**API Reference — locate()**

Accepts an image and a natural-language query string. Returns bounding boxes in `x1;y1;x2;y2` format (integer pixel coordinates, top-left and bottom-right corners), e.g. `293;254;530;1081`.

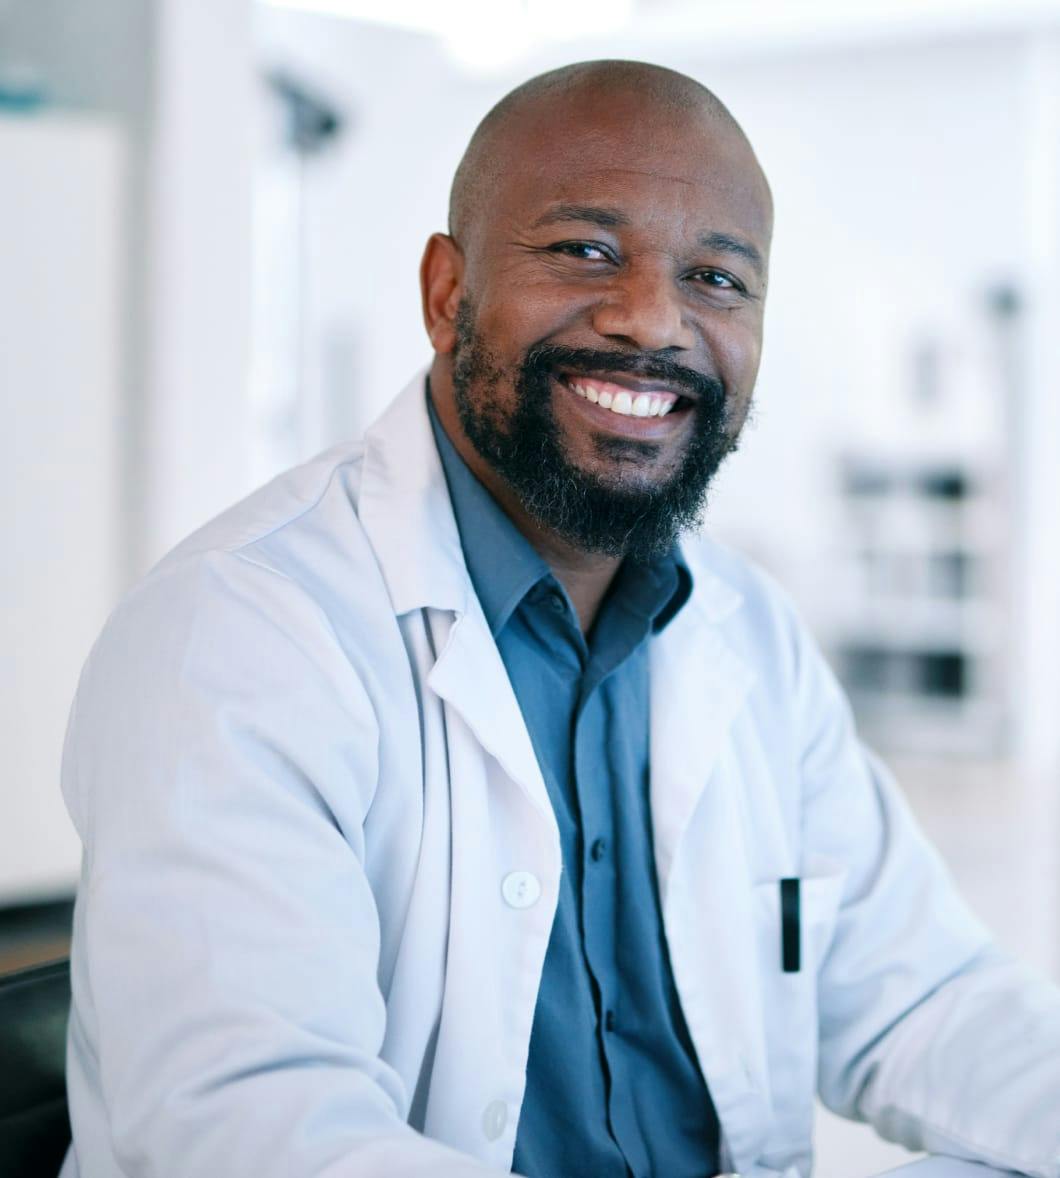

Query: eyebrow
529;203;631;230
529;204;765;278
699;231;765;278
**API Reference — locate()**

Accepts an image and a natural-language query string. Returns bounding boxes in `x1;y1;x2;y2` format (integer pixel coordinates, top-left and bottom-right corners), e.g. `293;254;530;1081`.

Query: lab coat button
501;871;541;909
482;1099;508;1141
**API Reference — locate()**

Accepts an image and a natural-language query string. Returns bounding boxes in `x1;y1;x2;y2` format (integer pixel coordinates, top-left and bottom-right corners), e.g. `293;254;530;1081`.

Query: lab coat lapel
650;560;773;1168
358;371;469;617
426;605;555;826
359;371;554;825
649;561;754;904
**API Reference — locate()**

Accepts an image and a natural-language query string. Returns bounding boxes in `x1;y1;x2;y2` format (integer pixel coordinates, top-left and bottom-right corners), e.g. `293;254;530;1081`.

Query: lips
559;367;696;398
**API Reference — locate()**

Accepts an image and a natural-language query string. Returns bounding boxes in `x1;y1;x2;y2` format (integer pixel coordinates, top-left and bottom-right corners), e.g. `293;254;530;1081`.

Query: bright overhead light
258;0;446;35
258;0;635;72
261;0;1060;71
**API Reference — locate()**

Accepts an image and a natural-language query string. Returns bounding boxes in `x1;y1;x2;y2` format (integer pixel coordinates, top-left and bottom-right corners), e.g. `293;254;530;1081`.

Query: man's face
440;91;772;560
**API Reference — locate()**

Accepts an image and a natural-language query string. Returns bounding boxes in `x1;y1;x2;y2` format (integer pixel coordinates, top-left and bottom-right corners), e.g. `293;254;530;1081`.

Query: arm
793;632;1060;1177
64;550;500;1178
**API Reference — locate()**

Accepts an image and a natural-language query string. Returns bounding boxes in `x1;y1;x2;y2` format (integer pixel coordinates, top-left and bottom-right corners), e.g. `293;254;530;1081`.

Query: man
60;61;1059;1178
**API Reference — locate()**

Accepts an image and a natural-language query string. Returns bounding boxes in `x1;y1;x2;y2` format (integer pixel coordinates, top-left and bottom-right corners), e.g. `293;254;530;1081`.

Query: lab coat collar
358;369;746;628
359;370;555;824
358;370;472;618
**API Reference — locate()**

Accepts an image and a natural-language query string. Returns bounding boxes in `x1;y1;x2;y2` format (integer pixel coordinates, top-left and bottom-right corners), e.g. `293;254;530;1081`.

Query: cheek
474;264;593;348
710;314;762;374
707;318;762;415
463;304;528;388
454;312;520;414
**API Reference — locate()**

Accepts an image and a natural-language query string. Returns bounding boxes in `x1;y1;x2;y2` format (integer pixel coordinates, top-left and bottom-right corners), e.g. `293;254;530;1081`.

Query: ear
420;233;465;354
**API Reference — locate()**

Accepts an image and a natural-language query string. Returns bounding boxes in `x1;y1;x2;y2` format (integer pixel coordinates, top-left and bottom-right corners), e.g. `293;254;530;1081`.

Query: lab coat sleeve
63;550;501;1178
793;626;1060;1177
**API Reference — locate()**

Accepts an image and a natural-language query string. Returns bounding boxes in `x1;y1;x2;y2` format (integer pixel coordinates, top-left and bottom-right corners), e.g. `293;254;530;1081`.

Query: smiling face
423;65;773;561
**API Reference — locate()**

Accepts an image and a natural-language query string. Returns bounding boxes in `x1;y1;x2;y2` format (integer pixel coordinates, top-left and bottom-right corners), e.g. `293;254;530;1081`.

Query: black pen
780;877;801;972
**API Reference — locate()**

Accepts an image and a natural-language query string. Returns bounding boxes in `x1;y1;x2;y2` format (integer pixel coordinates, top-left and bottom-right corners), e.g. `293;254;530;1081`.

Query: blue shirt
428;396;722;1178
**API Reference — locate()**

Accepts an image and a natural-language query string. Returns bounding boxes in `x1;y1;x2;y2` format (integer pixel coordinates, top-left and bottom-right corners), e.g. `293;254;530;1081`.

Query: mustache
521;343;725;407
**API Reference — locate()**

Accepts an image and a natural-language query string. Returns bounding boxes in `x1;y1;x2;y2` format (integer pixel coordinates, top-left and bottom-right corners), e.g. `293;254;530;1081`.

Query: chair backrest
0;958;72;1176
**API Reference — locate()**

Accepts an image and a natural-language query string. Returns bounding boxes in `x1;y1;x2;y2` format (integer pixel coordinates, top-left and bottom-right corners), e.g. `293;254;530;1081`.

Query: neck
429;360;620;632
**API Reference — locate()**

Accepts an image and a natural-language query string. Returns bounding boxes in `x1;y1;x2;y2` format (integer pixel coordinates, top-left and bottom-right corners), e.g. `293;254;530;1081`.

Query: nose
590;262;696;352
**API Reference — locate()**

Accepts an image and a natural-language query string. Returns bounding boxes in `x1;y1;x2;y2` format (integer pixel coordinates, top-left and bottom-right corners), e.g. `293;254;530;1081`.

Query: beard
449;298;743;563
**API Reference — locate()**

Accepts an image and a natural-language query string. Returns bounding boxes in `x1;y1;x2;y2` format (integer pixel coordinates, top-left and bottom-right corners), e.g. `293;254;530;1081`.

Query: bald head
448;60;766;248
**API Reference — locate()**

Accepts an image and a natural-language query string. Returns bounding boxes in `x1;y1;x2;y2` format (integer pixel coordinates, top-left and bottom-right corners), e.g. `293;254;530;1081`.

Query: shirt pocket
751;871;846;1156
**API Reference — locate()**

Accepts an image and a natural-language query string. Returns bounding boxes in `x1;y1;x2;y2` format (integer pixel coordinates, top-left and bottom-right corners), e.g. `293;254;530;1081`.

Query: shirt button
501;870;541;909
589;838;607;862
482;1099;507;1141
604;1009;616;1032
548;591;565;613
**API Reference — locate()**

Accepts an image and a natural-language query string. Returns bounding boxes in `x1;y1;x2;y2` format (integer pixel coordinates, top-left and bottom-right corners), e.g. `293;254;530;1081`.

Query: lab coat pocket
752;871;846;1157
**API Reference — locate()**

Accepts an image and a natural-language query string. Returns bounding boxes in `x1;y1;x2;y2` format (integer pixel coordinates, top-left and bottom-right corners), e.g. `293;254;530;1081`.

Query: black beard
450;299;741;563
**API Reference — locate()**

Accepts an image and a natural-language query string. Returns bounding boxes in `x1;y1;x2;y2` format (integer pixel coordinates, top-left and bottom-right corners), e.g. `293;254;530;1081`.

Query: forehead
488;95;772;245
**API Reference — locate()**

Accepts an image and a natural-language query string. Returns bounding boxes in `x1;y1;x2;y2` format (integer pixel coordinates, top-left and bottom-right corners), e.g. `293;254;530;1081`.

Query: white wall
2;0;257;900
2;0;156;583
2;115;125;900
145;0;256;563
255;15;485;441
4;0;258;573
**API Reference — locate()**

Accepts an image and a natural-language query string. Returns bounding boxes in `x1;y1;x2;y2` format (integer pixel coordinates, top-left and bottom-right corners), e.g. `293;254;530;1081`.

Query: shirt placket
574;673;651;1178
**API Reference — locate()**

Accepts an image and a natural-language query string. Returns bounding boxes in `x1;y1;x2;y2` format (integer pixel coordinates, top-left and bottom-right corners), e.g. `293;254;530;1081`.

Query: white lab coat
60;374;1060;1178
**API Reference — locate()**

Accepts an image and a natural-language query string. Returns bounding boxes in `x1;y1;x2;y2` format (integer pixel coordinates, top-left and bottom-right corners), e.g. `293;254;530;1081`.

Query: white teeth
569;378;681;419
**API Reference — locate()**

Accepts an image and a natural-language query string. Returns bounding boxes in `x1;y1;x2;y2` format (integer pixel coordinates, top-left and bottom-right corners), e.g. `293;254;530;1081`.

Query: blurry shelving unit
830;454;1009;756
823;287;1022;759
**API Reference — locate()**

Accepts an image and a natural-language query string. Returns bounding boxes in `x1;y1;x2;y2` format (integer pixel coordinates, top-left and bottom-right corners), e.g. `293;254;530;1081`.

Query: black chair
0;959;72;1176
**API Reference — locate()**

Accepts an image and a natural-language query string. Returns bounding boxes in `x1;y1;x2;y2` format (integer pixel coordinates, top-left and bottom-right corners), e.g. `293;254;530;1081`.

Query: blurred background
3;1;1059;1173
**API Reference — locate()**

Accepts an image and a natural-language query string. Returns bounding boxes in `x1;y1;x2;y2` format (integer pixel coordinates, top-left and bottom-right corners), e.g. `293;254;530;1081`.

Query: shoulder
79;440;396;710
154;439;369;580
681;532;812;666
679;532;848;741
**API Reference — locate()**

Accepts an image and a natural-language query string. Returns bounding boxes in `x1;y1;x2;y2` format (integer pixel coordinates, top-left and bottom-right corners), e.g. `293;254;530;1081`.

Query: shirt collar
652;552;693;634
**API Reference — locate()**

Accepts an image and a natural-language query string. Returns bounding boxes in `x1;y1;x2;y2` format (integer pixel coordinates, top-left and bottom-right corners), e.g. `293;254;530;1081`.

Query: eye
548;240;615;262
692;268;745;292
